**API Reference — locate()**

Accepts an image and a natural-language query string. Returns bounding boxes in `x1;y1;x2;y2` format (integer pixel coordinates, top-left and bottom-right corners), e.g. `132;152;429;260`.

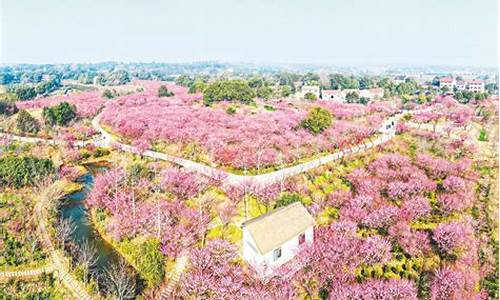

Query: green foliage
16;109;40;134
158;85;174;97
102;89;115;99
280;85;293;97
188;81;207;94
304;92;318;101
355;257;422;282
0;100;19;116
175;74;194;87
96;70;130;86
299;106;333;134
0;156;54;188
256;86;273;99
263;105;275;111
121;238;165;287
203;80;255;105
8;79;61;100
479;128;488;142
329;74;360;90
42;102;77;126
345;91;360;103
226;106;237;115
10;85;36;100
275;192;303;208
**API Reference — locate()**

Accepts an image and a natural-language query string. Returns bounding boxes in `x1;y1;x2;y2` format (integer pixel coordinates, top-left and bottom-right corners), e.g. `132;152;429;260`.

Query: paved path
0;265;54;283
159;250;189;300
2;107;431;188
91;113;407;187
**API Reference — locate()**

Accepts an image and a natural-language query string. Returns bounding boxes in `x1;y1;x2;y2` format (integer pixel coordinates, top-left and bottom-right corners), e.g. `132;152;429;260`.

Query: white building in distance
299;85;321;99
321;88;384;102
242;202;315;277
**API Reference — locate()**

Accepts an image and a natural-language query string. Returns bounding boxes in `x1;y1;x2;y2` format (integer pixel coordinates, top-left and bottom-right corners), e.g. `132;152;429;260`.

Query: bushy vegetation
299;106;333;134
304;92;317;101
16;109;40;134
42;102;77;126
0;156;54;187
0;100;19;116
158;85;174;97
203;80;255;105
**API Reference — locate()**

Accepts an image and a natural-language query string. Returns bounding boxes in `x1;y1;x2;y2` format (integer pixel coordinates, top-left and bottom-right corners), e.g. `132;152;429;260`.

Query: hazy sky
1;0;497;66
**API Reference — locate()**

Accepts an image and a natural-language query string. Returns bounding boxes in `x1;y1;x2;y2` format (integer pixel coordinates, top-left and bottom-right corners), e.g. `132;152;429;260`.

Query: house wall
242;226;314;276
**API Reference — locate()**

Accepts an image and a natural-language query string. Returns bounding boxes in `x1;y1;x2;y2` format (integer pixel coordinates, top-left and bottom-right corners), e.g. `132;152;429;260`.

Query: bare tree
77;239;99;283
55;217;76;248
103;259;136;300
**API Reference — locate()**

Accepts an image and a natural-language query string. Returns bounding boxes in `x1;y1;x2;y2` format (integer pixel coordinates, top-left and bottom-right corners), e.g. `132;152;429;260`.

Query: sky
0;0;498;66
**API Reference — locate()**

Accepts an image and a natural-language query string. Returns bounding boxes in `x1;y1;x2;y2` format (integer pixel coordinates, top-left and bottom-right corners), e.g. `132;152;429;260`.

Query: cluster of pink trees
99;83;393;170
411;96;475;133
16;91;106;118
87;166;213;258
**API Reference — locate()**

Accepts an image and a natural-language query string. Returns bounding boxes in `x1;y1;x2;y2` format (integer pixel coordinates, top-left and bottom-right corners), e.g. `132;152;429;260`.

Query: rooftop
242;202;316;255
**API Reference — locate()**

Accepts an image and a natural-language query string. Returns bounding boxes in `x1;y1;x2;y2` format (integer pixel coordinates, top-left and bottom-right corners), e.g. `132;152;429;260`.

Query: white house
359;88;384;100
379;115;398;134
455;81;467;91
242;202;315;277
466;80;485;93
299;85;321;99
439;77;455;90
321;89;344;102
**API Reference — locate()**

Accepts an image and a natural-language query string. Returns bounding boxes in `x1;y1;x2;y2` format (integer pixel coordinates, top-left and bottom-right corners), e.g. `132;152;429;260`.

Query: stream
59;164;144;295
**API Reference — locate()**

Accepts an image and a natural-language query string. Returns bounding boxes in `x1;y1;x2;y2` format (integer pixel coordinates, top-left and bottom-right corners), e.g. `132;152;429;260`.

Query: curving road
1;107;431;188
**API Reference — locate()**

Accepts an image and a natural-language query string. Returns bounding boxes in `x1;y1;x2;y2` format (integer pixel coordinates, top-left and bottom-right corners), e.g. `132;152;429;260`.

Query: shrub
203;80;255;105
16;109;40;134
226;106;237;115
299;106;333;134
43;102;77;126
304;92;317;101
0;100;18;116
478;128;488;141
0;156;54;187
264;105;276;111
275;192;303;208
102;89;115;99
158;85;174;97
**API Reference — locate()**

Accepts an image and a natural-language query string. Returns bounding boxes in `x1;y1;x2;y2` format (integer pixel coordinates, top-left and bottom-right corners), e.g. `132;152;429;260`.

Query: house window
299;233;306;245
273;248;282;261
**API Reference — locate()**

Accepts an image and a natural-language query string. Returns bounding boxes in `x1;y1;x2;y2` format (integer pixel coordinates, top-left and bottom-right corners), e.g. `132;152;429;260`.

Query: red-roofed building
439;77;455;90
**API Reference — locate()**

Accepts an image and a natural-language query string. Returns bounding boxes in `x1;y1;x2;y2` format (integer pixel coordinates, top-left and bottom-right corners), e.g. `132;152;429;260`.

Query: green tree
102;89;115;99
175;75;193;87
16;109;40;134
203;80;255;105
256;86;273;100
304;92;318;101
188;81;207;94
280;85;292;97
345;91;360;103
43;102;76;126
299;106;332;134
158;85;174;97
0;156;54;188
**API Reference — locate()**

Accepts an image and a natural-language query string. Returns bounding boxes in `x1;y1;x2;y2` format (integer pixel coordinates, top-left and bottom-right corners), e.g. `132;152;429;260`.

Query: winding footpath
91;112;409;187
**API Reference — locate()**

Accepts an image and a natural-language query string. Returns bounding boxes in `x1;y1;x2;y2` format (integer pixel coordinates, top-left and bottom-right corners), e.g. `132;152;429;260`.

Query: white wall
242;226;314;277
